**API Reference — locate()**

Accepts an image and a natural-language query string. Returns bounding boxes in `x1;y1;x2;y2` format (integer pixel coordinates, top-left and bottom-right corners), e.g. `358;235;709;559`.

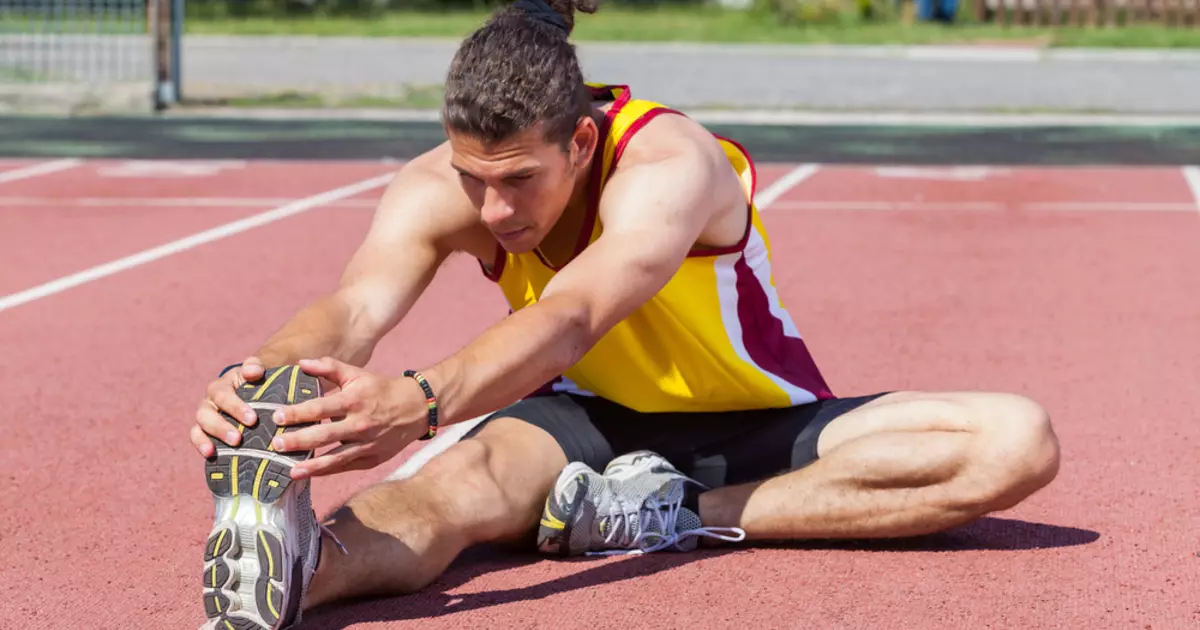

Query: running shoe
536;450;745;557
200;365;327;630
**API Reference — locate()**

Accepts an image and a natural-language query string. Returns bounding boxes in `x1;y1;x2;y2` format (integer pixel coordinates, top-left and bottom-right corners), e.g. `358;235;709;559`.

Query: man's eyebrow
504;167;538;178
451;163;538;179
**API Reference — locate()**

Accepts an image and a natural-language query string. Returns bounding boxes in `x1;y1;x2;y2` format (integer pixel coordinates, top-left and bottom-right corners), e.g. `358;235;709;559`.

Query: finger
196;402;243;447
240;357;265;381
292;443;377;479
273;392;349;427
190;424;216;458
209;379;258;427
271;417;362;454
317;377;341;396
298;356;356;387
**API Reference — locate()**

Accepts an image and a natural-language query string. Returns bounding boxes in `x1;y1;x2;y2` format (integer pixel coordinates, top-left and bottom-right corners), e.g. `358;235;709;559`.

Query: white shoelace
586;490;746;557
320;523;348;555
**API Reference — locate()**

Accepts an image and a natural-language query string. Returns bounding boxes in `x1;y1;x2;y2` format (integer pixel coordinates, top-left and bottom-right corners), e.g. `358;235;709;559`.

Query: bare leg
302;417;567;608
698;391;1061;540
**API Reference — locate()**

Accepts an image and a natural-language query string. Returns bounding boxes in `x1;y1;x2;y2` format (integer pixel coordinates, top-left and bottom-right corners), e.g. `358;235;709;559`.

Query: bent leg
301;416;568;609
698;391;1061;540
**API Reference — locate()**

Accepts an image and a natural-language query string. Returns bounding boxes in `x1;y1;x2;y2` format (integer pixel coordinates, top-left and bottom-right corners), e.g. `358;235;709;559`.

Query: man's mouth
494;227;529;241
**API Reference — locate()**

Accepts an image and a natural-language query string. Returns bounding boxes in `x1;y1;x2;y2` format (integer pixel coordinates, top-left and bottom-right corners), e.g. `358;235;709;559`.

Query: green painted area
184;6;1200;49
2;115;1199;164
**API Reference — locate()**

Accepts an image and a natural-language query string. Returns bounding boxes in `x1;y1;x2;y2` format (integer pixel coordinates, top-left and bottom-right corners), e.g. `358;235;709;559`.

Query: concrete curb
162;105;1200;127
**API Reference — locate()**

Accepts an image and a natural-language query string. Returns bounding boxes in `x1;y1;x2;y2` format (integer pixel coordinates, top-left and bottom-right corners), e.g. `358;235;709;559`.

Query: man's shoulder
595;106;750;250
609;105;739;192
393;142;460;197
372;142;488;255
614;108;723;166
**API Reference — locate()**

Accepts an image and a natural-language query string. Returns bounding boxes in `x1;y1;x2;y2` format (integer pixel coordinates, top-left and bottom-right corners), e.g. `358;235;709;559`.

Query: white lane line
0;172;394;314
0;159;82;185
0;196;378;208
769;200;1003;212
767;200;1200;213
1183;166;1200;215
756;164;820;211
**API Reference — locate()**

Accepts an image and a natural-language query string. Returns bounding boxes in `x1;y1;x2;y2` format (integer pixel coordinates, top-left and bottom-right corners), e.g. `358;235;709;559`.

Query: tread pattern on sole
253;529;287;626
204;592;234;618
203;525;240;602
211;616;269;630
201;365;323;629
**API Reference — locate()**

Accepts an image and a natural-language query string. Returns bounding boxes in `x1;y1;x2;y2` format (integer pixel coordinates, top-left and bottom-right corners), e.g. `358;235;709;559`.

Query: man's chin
493;227;538;252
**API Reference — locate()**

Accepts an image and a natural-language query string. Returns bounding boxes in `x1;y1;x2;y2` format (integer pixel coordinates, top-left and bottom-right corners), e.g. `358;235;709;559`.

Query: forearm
253;292;377;368
419;296;589;425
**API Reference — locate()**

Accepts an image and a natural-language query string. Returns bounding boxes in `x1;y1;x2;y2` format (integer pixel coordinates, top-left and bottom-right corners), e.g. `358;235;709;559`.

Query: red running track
1;159;1198;629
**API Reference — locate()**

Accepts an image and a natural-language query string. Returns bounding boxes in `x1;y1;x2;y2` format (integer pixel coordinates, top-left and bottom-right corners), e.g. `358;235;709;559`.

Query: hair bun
572;0;601;13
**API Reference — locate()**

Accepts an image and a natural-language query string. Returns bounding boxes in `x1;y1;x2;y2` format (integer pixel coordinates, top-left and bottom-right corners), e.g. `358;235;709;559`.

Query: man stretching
191;1;1061;628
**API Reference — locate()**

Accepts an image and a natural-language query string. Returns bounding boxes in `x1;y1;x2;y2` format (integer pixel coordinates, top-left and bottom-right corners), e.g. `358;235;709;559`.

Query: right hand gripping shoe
200;365;331;630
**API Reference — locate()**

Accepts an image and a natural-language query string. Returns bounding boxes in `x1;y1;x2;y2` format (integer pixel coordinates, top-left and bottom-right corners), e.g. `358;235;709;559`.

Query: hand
271;357;430;480
190;357;267;458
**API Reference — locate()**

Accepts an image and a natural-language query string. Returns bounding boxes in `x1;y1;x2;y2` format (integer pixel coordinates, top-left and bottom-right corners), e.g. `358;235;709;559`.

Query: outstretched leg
697;391;1061;540
302;417;569;608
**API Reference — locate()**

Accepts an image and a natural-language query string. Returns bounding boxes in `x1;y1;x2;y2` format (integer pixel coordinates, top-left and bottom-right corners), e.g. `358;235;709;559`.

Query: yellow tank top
479;84;833;413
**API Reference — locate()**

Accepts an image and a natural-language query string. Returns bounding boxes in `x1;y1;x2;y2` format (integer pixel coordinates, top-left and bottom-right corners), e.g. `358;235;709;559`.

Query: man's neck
536;106;608;268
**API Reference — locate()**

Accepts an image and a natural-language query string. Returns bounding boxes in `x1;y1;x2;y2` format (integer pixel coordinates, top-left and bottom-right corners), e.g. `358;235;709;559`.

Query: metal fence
0;0;180;111
980;0;1200;24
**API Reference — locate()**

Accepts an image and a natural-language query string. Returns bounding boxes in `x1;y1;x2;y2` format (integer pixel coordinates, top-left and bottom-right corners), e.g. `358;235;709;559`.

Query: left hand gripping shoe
199;365;342;630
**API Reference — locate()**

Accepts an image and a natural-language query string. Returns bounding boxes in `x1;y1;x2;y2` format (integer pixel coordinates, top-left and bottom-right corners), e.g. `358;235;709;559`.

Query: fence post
153;0;171;109
171;0;183;103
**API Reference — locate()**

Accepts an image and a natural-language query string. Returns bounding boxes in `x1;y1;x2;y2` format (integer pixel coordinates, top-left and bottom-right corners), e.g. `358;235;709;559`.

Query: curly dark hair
442;0;603;149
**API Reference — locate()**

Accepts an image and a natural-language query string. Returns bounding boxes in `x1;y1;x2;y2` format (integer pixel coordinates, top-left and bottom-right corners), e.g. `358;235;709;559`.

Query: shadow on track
303;516;1097;627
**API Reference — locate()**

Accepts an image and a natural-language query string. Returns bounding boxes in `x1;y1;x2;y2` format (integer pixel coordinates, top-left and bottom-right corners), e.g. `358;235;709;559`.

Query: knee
962;393;1060;512
404;438;527;540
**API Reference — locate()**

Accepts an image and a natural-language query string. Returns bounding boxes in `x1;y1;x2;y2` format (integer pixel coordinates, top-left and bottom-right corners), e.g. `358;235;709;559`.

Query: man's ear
570;116;599;171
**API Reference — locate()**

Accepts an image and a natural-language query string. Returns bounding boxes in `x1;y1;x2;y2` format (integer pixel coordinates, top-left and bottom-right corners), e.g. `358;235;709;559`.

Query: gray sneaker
536;452;745;557
199;365;345;630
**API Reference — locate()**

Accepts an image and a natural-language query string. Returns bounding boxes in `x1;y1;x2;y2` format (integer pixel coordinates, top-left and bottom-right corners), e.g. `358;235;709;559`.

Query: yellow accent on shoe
251;366;288;402
539;498;565;530
251;460;269;500
286;365;300;404
230;456;239;496
258;530;276;578
266;583;280;619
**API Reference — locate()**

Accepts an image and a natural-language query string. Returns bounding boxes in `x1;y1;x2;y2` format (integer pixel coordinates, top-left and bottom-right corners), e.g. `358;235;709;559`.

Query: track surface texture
1;158;1198;629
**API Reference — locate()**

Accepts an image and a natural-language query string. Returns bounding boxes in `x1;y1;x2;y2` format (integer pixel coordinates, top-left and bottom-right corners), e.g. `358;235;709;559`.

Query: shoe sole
201;365;321;630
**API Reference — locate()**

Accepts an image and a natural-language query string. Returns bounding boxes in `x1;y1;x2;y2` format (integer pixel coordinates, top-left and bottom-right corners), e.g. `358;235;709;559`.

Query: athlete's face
448;118;598;253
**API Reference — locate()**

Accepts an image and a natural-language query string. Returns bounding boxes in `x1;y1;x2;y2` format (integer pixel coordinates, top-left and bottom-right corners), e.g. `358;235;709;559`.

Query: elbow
542;295;596;371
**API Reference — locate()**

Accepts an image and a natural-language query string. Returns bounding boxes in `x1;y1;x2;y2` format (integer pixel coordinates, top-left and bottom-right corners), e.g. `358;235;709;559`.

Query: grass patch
184;5;1200;48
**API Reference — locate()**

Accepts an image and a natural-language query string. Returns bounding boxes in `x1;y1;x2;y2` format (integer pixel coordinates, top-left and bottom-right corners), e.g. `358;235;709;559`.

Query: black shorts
464;392;890;489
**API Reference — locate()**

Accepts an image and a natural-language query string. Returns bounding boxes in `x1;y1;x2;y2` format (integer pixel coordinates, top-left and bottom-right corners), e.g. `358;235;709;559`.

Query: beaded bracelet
402;370;439;440
218;363;243;377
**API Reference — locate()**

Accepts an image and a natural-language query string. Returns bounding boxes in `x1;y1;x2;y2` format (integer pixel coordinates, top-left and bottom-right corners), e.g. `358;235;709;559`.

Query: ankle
301;527;342;611
683;485;702;516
